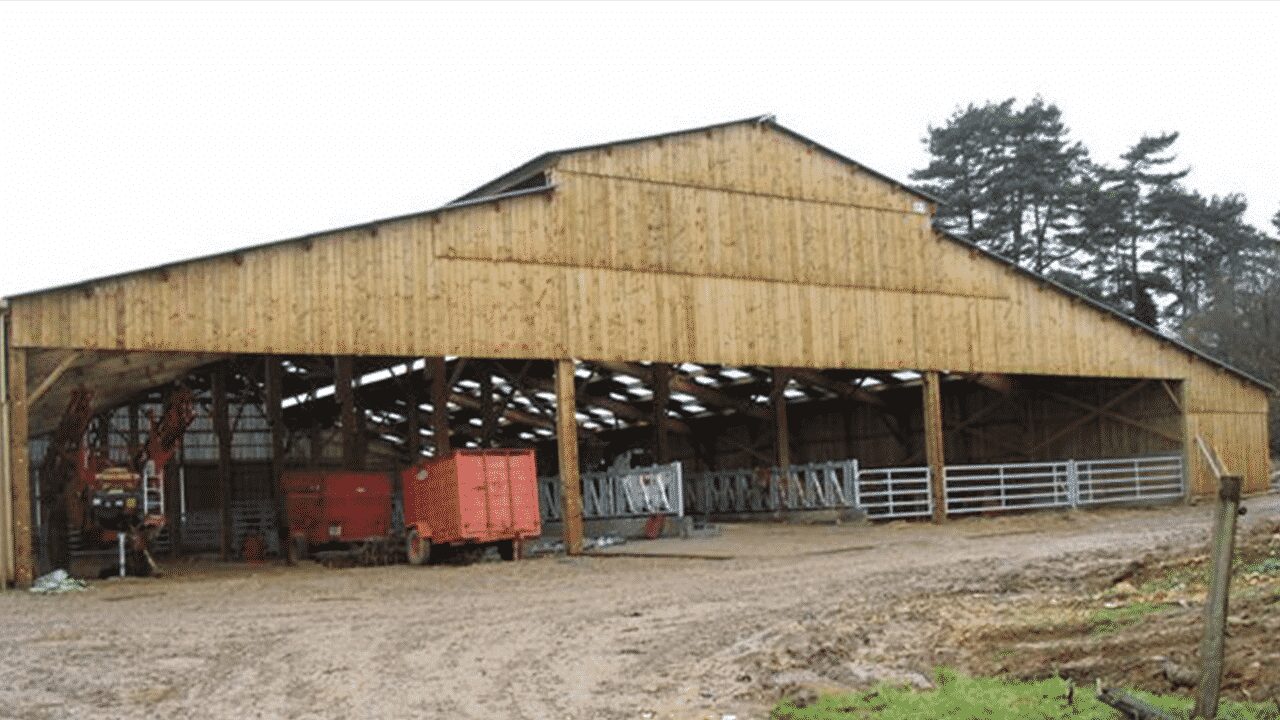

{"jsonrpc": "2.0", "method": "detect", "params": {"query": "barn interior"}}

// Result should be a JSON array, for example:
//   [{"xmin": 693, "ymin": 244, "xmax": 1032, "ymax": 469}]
[{"xmin": 11, "ymin": 347, "xmax": 1186, "ymax": 577}]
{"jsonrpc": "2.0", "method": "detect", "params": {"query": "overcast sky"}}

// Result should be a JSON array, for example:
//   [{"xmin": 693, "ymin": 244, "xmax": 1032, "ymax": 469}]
[{"xmin": 1, "ymin": 1, "xmax": 1276, "ymax": 298}]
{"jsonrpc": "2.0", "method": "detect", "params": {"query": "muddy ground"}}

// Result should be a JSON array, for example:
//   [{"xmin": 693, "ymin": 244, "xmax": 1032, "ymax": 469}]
[{"xmin": 2, "ymin": 494, "xmax": 1277, "ymax": 720}]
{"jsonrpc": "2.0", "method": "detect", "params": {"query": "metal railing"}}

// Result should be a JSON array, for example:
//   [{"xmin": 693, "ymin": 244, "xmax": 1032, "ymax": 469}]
[
  {"xmin": 1075, "ymin": 455, "xmax": 1184, "ymax": 506},
  {"xmin": 540, "ymin": 453, "xmax": 1185, "ymax": 525},
  {"xmin": 855, "ymin": 466, "xmax": 933, "ymax": 519},
  {"xmin": 684, "ymin": 459, "xmax": 861, "ymax": 515},
  {"xmin": 683, "ymin": 460, "xmax": 931, "ymax": 520},
  {"xmin": 539, "ymin": 462, "xmax": 684, "ymax": 522},
  {"xmin": 945, "ymin": 454, "xmax": 1184, "ymax": 514}
]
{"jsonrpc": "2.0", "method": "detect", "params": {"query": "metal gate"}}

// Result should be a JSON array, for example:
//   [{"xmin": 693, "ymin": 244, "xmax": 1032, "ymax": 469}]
[
  {"xmin": 944, "ymin": 454, "xmax": 1184, "ymax": 515},
  {"xmin": 539, "ymin": 462, "xmax": 684, "ymax": 522}
]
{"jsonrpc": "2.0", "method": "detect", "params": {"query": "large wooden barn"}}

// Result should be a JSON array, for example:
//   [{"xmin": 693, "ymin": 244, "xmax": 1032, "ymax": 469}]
[{"xmin": 1, "ymin": 116, "xmax": 1271, "ymax": 587}]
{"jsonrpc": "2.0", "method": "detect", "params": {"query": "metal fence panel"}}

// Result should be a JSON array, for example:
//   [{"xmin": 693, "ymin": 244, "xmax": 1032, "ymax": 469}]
[
  {"xmin": 683, "ymin": 459, "xmax": 860, "ymax": 515},
  {"xmin": 855, "ymin": 466, "xmax": 933, "ymax": 519},
  {"xmin": 539, "ymin": 462, "xmax": 683, "ymax": 522},
  {"xmin": 1075, "ymin": 455, "xmax": 1184, "ymax": 505},
  {"xmin": 945, "ymin": 454, "xmax": 1184, "ymax": 514}
]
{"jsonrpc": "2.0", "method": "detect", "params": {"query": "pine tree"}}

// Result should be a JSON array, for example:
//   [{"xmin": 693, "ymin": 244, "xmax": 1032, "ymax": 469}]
[
  {"xmin": 912, "ymin": 98, "xmax": 1092, "ymax": 275},
  {"xmin": 1072, "ymin": 133, "xmax": 1188, "ymax": 326}
]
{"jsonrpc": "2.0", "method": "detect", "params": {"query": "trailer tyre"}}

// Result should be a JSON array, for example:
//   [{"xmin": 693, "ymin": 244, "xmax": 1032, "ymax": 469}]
[
  {"xmin": 406, "ymin": 528, "xmax": 431, "ymax": 566},
  {"xmin": 497, "ymin": 539, "xmax": 517, "ymax": 561}
]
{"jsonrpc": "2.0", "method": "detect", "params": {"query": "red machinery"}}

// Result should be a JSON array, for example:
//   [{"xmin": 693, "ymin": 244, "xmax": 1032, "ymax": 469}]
[
  {"xmin": 84, "ymin": 387, "xmax": 195, "ymax": 577},
  {"xmin": 283, "ymin": 470, "xmax": 398, "ymax": 565},
  {"xmin": 284, "ymin": 449, "xmax": 541, "ymax": 566},
  {"xmin": 44, "ymin": 386, "xmax": 195, "ymax": 577}
]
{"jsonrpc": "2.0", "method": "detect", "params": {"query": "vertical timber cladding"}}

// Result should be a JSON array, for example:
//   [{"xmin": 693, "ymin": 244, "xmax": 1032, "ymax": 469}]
[
  {"xmin": 5, "ymin": 347, "xmax": 32, "ymax": 586},
  {"xmin": 2, "ymin": 119, "xmax": 1271, "ymax": 493}
]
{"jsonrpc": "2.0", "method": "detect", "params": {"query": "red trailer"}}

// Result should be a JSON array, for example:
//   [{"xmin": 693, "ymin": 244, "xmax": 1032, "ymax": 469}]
[
  {"xmin": 400, "ymin": 449, "xmax": 541, "ymax": 564},
  {"xmin": 282, "ymin": 449, "xmax": 540, "ymax": 566}
]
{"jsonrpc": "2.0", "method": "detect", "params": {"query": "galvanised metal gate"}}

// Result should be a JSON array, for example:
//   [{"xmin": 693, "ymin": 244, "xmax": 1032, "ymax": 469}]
[
  {"xmin": 682, "ymin": 460, "xmax": 933, "ymax": 520},
  {"xmin": 540, "ymin": 453, "xmax": 1185, "ymax": 525},
  {"xmin": 944, "ymin": 454, "xmax": 1184, "ymax": 515},
  {"xmin": 684, "ymin": 460, "xmax": 861, "ymax": 515},
  {"xmin": 539, "ymin": 462, "xmax": 684, "ymax": 522}
]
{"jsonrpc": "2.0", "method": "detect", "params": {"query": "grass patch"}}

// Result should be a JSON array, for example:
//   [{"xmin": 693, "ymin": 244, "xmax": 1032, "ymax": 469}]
[
  {"xmin": 772, "ymin": 670, "xmax": 1280, "ymax": 719},
  {"xmin": 1241, "ymin": 556, "xmax": 1280, "ymax": 576},
  {"xmin": 1086, "ymin": 600, "xmax": 1174, "ymax": 636}
]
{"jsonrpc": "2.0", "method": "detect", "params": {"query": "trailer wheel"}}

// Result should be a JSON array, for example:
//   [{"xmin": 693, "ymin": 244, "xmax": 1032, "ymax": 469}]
[
  {"xmin": 406, "ymin": 528, "xmax": 431, "ymax": 566},
  {"xmin": 497, "ymin": 539, "xmax": 517, "ymax": 561},
  {"xmin": 289, "ymin": 535, "xmax": 309, "ymax": 563}
]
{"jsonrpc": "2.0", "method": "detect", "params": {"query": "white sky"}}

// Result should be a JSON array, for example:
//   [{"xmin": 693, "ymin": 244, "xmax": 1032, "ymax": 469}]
[{"xmin": 1, "ymin": 0, "xmax": 1276, "ymax": 298}]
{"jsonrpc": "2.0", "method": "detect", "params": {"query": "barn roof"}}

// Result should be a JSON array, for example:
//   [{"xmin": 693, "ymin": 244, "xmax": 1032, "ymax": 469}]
[
  {"xmin": 450, "ymin": 114, "xmax": 943, "ymax": 206},
  {"xmin": 2, "ymin": 116, "xmax": 1269, "ymax": 392}
]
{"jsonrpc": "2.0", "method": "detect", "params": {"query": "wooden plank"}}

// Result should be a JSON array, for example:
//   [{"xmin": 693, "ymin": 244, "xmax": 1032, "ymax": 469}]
[
  {"xmin": 922, "ymin": 370, "xmax": 947, "ymax": 522},
  {"xmin": 212, "ymin": 364, "xmax": 233, "ymax": 561},
  {"xmin": 555, "ymin": 359, "xmax": 584, "ymax": 555}
]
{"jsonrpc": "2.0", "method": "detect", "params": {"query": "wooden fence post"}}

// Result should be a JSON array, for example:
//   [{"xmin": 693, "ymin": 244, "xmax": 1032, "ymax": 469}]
[{"xmin": 1194, "ymin": 475, "xmax": 1243, "ymax": 719}]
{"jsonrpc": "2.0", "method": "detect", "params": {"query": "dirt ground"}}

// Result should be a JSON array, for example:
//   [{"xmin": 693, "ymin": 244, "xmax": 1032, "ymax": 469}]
[{"xmin": 2, "ymin": 494, "xmax": 1278, "ymax": 720}]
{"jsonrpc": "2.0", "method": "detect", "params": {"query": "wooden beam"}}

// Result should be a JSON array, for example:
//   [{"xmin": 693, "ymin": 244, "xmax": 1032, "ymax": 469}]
[
  {"xmin": 479, "ymin": 372, "xmax": 495, "ymax": 447},
  {"xmin": 1026, "ymin": 381, "xmax": 1157, "ymax": 454},
  {"xmin": 6, "ymin": 347, "xmax": 33, "ymax": 586},
  {"xmin": 1160, "ymin": 380, "xmax": 1183, "ymax": 413},
  {"xmin": 428, "ymin": 357, "xmax": 451, "ymax": 456},
  {"xmin": 594, "ymin": 361, "xmax": 769, "ymax": 419},
  {"xmin": 788, "ymin": 368, "xmax": 884, "ymax": 407},
  {"xmin": 555, "ymin": 359, "xmax": 584, "ymax": 555},
  {"xmin": 922, "ymin": 370, "xmax": 947, "ymax": 522},
  {"xmin": 404, "ymin": 376, "xmax": 421, "ymax": 458},
  {"xmin": 905, "ymin": 391, "xmax": 1018, "ymax": 464},
  {"xmin": 1040, "ymin": 383, "xmax": 1180, "ymax": 445},
  {"xmin": 26, "ymin": 351, "xmax": 82, "ymax": 407},
  {"xmin": 517, "ymin": 372, "xmax": 693, "ymax": 435},
  {"xmin": 961, "ymin": 372, "xmax": 1015, "ymax": 395},
  {"xmin": 212, "ymin": 364, "xmax": 233, "ymax": 561},
  {"xmin": 772, "ymin": 369, "xmax": 792, "ymax": 507},
  {"xmin": 264, "ymin": 357, "xmax": 289, "ymax": 561},
  {"xmin": 653, "ymin": 363, "xmax": 672, "ymax": 464}
]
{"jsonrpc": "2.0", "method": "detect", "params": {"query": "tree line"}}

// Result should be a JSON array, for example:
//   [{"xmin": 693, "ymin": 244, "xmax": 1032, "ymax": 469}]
[{"xmin": 911, "ymin": 98, "xmax": 1279, "ymax": 449}]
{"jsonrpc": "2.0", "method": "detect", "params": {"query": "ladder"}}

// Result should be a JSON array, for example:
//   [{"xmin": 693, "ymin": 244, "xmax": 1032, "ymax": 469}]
[{"xmin": 141, "ymin": 459, "xmax": 165, "ymax": 518}]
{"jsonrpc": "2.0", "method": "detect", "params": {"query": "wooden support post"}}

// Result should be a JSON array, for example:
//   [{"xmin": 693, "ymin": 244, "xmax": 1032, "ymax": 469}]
[
  {"xmin": 1194, "ymin": 475, "xmax": 1243, "ymax": 719},
  {"xmin": 5, "ymin": 347, "xmax": 33, "ymax": 587},
  {"xmin": 264, "ymin": 357, "xmax": 289, "ymax": 561},
  {"xmin": 480, "ymin": 371, "xmax": 494, "ymax": 448},
  {"xmin": 653, "ymin": 363, "xmax": 671, "ymax": 465},
  {"xmin": 922, "ymin": 370, "xmax": 947, "ymax": 523},
  {"xmin": 405, "ymin": 376, "xmax": 421, "ymax": 458},
  {"xmin": 555, "ymin": 359, "xmax": 584, "ymax": 555},
  {"xmin": 309, "ymin": 422, "xmax": 322, "ymax": 464},
  {"xmin": 212, "ymin": 365, "xmax": 233, "ymax": 561},
  {"xmin": 429, "ymin": 357, "xmax": 451, "ymax": 456},
  {"xmin": 772, "ymin": 369, "xmax": 792, "ymax": 509},
  {"xmin": 335, "ymin": 357, "xmax": 359, "ymax": 469}
]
